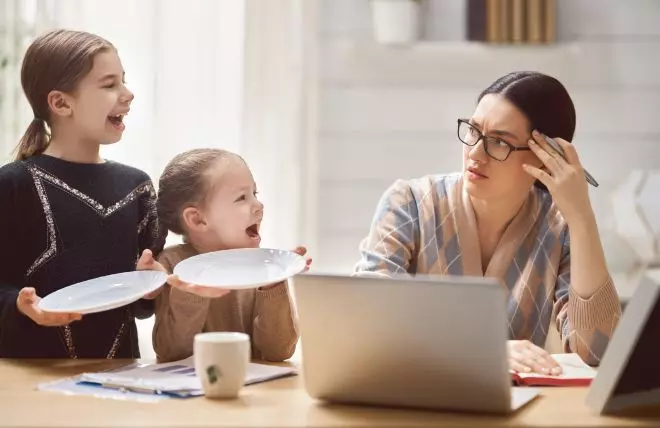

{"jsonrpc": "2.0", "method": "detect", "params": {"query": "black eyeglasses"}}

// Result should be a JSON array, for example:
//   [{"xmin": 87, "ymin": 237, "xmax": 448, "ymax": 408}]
[{"xmin": 457, "ymin": 119, "xmax": 531, "ymax": 161}]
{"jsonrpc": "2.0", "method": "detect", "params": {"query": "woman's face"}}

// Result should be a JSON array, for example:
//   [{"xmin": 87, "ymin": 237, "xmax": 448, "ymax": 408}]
[{"xmin": 462, "ymin": 94, "xmax": 543, "ymax": 203}]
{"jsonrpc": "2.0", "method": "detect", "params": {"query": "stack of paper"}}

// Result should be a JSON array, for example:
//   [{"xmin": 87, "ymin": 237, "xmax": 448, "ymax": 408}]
[{"xmin": 78, "ymin": 357, "xmax": 297, "ymax": 398}]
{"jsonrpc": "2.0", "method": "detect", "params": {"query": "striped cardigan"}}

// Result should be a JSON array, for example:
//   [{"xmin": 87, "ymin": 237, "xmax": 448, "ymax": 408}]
[{"xmin": 355, "ymin": 173, "xmax": 621, "ymax": 365}]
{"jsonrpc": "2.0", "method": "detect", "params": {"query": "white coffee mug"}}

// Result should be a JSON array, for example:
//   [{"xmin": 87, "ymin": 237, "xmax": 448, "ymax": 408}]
[{"xmin": 194, "ymin": 332, "xmax": 250, "ymax": 399}]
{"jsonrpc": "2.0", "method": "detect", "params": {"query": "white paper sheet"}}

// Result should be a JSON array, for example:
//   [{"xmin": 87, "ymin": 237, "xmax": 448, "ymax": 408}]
[{"xmin": 76, "ymin": 357, "xmax": 297, "ymax": 398}]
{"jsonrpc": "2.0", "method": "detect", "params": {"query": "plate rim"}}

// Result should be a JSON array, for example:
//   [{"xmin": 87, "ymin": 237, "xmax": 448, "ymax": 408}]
[
  {"xmin": 172, "ymin": 247, "xmax": 306, "ymax": 289},
  {"xmin": 38, "ymin": 270, "xmax": 167, "ymax": 314}
]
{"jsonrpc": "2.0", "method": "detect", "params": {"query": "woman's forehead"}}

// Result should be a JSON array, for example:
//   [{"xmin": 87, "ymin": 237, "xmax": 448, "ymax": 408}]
[{"xmin": 472, "ymin": 94, "xmax": 530, "ymax": 134}]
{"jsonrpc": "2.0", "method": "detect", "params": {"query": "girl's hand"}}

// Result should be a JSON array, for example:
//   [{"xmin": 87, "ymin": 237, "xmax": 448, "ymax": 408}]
[
  {"xmin": 16, "ymin": 287, "xmax": 82, "ymax": 326},
  {"xmin": 136, "ymin": 249, "xmax": 168, "ymax": 299},
  {"xmin": 293, "ymin": 246, "xmax": 312, "ymax": 272},
  {"xmin": 260, "ymin": 246, "xmax": 312, "ymax": 291}
]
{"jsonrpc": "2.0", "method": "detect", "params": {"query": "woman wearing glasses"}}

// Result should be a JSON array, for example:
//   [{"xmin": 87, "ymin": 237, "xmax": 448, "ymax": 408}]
[{"xmin": 355, "ymin": 71, "xmax": 621, "ymax": 374}]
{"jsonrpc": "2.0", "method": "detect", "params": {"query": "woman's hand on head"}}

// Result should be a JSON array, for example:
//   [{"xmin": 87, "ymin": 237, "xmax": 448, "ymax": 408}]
[
  {"xmin": 508, "ymin": 339, "xmax": 562, "ymax": 376},
  {"xmin": 16, "ymin": 287, "xmax": 83, "ymax": 326},
  {"xmin": 522, "ymin": 131, "xmax": 595, "ymax": 226}
]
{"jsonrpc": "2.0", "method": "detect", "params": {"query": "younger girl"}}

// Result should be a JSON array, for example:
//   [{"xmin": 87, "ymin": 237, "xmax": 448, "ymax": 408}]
[
  {"xmin": 0, "ymin": 29, "xmax": 165, "ymax": 358},
  {"xmin": 152, "ymin": 149, "xmax": 307, "ymax": 362}
]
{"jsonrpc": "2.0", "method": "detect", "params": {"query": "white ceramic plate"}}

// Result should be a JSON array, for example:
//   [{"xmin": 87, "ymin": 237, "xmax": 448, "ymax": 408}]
[
  {"xmin": 173, "ymin": 248, "xmax": 306, "ymax": 289},
  {"xmin": 38, "ymin": 271, "xmax": 167, "ymax": 314}
]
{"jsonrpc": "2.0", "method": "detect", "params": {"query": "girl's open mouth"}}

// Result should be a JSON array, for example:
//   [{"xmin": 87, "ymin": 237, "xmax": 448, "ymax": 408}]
[
  {"xmin": 108, "ymin": 113, "xmax": 126, "ymax": 130},
  {"xmin": 246, "ymin": 224, "xmax": 261, "ymax": 242}
]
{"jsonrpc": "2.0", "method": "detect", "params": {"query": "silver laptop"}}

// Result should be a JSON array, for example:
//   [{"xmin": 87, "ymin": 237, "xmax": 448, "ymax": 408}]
[{"xmin": 291, "ymin": 273, "xmax": 539, "ymax": 414}]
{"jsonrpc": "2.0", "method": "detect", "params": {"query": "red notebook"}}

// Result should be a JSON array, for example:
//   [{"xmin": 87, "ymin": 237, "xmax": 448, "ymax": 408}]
[{"xmin": 511, "ymin": 353, "xmax": 596, "ymax": 387}]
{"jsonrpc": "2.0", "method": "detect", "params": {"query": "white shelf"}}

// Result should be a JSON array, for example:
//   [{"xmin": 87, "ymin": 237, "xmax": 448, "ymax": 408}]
[{"xmin": 320, "ymin": 39, "xmax": 660, "ymax": 88}]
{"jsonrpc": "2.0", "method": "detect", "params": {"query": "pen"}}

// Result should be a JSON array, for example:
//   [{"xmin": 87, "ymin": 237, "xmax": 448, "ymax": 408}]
[{"xmin": 98, "ymin": 381, "xmax": 163, "ymax": 394}]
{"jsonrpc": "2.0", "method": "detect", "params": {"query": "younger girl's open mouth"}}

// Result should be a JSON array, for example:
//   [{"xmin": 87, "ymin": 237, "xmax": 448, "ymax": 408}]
[{"xmin": 246, "ymin": 223, "xmax": 261, "ymax": 243}]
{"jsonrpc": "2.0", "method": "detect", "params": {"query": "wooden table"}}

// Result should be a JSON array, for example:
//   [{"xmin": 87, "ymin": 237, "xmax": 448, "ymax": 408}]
[{"xmin": 1, "ymin": 359, "xmax": 659, "ymax": 427}]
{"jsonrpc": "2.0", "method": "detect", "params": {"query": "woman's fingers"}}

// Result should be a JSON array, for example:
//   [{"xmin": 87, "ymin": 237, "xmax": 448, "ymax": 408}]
[
  {"xmin": 522, "ymin": 164, "xmax": 554, "ymax": 190},
  {"xmin": 508, "ymin": 340, "xmax": 562, "ymax": 376},
  {"xmin": 510, "ymin": 359, "xmax": 532, "ymax": 374},
  {"xmin": 553, "ymin": 136, "xmax": 581, "ymax": 166},
  {"xmin": 528, "ymin": 138, "xmax": 563, "ymax": 175}
]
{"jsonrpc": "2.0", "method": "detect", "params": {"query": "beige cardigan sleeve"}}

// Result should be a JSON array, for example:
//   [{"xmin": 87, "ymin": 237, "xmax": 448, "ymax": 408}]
[
  {"xmin": 152, "ymin": 252, "xmax": 210, "ymax": 363},
  {"xmin": 251, "ymin": 281, "xmax": 299, "ymax": 362},
  {"xmin": 552, "ymin": 232, "xmax": 622, "ymax": 366}
]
